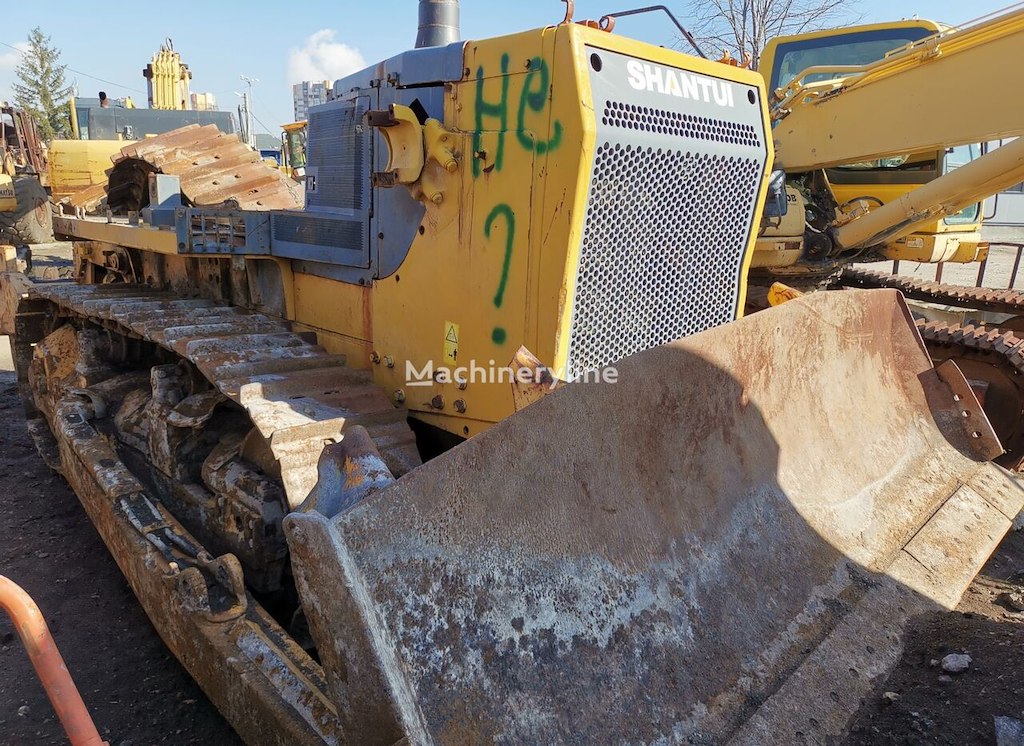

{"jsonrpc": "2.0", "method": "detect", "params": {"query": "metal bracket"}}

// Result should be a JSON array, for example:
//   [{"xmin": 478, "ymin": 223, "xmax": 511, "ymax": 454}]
[
  {"xmin": 367, "ymin": 104, "xmax": 424, "ymax": 185},
  {"xmin": 935, "ymin": 359, "xmax": 1004, "ymax": 461}
]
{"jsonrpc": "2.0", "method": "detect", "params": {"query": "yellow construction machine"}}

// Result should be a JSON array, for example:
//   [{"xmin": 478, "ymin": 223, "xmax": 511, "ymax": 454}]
[
  {"xmin": 280, "ymin": 120, "xmax": 308, "ymax": 180},
  {"xmin": 1, "ymin": 2, "xmax": 1022, "ymax": 744},
  {"xmin": 0, "ymin": 103, "xmax": 53, "ymax": 244}
]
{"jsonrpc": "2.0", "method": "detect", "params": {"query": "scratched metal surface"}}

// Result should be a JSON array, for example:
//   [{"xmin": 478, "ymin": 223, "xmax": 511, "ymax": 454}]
[{"xmin": 286, "ymin": 289, "xmax": 1024, "ymax": 744}]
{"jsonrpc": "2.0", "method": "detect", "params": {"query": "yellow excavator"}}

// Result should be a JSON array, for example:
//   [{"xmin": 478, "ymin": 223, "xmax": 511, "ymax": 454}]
[{"xmin": 1, "ymin": 2, "xmax": 1023, "ymax": 744}]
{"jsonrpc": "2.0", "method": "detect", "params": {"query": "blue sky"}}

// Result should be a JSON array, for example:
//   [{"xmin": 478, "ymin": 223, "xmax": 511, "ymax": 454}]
[{"xmin": 0, "ymin": 0, "xmax": 1004, "ymax": 134}]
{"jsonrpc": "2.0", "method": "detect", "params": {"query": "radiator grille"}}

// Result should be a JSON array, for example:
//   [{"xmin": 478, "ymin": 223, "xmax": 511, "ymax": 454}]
[
  {"xmin": 602, "ymin": 101, "xmax": 761, "ymax": 148},
  {"xmin": 566, "ymin": 142, "xmax": 762, "ymax": 380},
  {"xmin": 307, "ymin": 102, "xmax": 368, "ymax": 212}
]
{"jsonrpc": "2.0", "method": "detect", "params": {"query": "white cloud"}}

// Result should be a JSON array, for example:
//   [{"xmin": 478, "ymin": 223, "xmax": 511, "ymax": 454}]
[
  {"xmin": 0, "ymin": 43, "xmax": 29, "ymax": 72},
  {"xmin": 287, "ymin": 30, "xmax": 365, "ymax": 84}
]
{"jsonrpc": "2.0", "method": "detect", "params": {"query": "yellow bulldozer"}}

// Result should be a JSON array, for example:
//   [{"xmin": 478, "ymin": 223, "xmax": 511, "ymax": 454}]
[{"xmin": 2, "ymin": 2, "xmax": 1024, "ymax": 744}]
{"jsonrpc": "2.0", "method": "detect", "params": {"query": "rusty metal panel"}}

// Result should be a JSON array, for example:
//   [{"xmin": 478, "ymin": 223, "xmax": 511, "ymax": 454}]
[{"xmin": 285, "ymin": 289, "xmax": 1024, "ymax": 744}]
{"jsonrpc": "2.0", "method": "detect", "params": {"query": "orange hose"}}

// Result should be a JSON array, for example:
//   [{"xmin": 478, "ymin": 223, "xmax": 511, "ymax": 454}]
[{"xmin": 0, "ymin": 575, "xmax": 108, "ymax": 746}]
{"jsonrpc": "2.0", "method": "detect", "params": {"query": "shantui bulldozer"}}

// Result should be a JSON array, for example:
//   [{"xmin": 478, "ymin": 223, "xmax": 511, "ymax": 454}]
[{"xmin": 2, "ymin": 1, "xmax": 1024, "ymax": 743}]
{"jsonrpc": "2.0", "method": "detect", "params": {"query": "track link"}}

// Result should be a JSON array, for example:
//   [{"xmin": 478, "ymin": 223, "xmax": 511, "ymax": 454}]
[
  {"xmin": 27, "ymin": 282, "xmax": 421, "ymax": 505},
  {"xmin": 840, "ymin": 267, "xmax": 1024, "ymax": 314}
]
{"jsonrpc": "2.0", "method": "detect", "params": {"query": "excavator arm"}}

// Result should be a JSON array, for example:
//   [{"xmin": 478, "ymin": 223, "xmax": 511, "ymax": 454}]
[{"xmin": 754, "ymin": 6, "xmax": 1024, "ymax": 259}]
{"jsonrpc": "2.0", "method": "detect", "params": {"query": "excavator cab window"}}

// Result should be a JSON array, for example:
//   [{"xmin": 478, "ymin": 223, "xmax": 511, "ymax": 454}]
[
  {"xmin": 943, "ymin": 143, "xmax": 982, "ymax": 225},
  {"xmin": 770, "ymin": 27, "xmax": 934, "ymax": 93}
]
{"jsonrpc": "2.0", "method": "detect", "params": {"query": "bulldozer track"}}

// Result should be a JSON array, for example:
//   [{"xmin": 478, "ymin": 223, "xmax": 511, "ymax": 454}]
[
  {"xmin": 839, "ymin": 266, "xmax": 1024, "ymax": 314},
  {"xmin": 105, "ymin": 124, "xmax": 304, "ymax": 214},
  {"xmin": 24, "ymin": 282, "xmax": 421, "ymax": 506}
]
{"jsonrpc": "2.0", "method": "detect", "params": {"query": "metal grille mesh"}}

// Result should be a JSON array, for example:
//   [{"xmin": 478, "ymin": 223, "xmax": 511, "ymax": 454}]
[
  {"xmin": 566, "ymin": 142, "xmax": 761, "ymax": 379},
  {"xmin": 602, "ymin": 101, "xmax": 760, "ymax": 148},
  {"xmin": 307, "ymin": 103, "xmax": 367, "ymax": 212}
]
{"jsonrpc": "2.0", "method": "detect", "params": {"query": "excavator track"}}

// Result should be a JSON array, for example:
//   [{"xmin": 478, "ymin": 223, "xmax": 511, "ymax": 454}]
[
  {"xmin": 839, "ymin": 266, "xmax": 1024, "ymax": 314},
  {"xmin": 837, "ymin": 268, "xmax": 1024, "ymax": 469},
  {"xmin": 22, "ymin": 282, "xmax": 421, "ymax": 505}
]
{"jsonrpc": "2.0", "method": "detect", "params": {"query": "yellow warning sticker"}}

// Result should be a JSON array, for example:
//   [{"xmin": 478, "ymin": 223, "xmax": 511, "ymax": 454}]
[{"xmin": 443, "ymin": 321, "xmax": 459, "ymax": 364}]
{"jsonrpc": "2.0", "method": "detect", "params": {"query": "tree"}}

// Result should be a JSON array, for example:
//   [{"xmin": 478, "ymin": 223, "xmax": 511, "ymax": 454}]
[
  {"xmin": 12, "ymin": 27, "xmax": 73, "ymax": 141},
  {"xmin": 683, "ymin": 0, "xmax": 858, "ymax": 71}
]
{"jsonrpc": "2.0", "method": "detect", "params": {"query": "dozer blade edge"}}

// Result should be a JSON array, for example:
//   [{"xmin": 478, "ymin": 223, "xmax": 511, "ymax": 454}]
[{"xmin": 22, "ymin": 287, "xmax": 1023, "ymax": 745}]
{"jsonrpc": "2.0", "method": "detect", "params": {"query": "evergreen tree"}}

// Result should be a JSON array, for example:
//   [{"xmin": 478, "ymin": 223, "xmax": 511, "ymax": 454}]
[{"xmin": 12, "ymin": 27, "xmax": 73, "ymax": 141}]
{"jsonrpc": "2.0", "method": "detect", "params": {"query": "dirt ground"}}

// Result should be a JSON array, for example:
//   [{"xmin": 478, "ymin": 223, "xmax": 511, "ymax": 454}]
[{"xmin": 844, "ymin": 532, "xmax": 1024, "ymax": 745}]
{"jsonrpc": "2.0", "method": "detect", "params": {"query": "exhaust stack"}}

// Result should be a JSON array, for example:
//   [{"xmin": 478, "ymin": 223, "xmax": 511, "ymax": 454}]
[{"xmin": 416, "ymin": 0, "xmax": 459, "ymax": 48}]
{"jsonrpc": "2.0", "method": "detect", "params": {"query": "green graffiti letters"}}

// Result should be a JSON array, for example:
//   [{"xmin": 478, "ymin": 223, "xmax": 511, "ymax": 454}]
[
  {"xmin": 472, "ymin": 53, "xmax": 563, "ymax": 178},
  {"xmin": 473, "ymin": 53, "xmax": 510, "ymax": 178},
  {"xmin": 516, "ymin": 57, "xmax": 563, "ymax": 155},
  {"xmin": 485, "ymin": 203, "xmax": 515, "ymax": 345}
]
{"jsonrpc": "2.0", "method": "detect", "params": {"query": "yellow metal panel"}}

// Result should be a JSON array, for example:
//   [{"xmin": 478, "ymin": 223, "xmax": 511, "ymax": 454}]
[
  {"xmin": 48, "ymin": 140, "xmax": 133, "ymax": 199},
  {"xmin": 367, "ymin": 24, "xmax": 771, "ymax": 436},
  {"xmin": 52, "ymin": 217, "xmax": 179, "ymax": 254},
  {"xmin": 292, "ymin": 272, "xmax": 372, "ymax": 345},
  {"xmin": 0, "ymin": 175, "xmax": 16, "ymax": 212},
  {"xmin": 881, "ymin": 231, "xmax": 984, "ymax": 263}
]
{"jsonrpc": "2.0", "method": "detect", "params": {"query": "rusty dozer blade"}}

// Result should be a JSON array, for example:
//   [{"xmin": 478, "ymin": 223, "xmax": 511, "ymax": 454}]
[{"xmin": 286, "ymin": 289, "xmax": 1024, "ymax": 744}]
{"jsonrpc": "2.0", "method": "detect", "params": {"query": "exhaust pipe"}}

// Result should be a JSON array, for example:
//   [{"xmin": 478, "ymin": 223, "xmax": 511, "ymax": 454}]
[{"xmin": 416, "ymin": 0, "xmax": 459, "ymax": 48}]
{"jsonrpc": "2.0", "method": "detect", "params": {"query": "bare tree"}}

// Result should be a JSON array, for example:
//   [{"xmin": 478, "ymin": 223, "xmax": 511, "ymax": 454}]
[{"xmin": 684, "ymin": 0, "xmax": 858, "ymax": 70}]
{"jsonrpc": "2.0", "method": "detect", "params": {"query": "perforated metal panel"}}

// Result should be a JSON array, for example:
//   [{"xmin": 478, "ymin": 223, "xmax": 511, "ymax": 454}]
[
  {"xmin": 306, "ymin": 99, "xmax": 369, "ymax": 214},
  {"xmin": 566, "ymin": 49, "xmax": 769, "ymax": 380},
  {"xmin": 602, "ymin": 101, "xmax": 761, "ymax": 148}
]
